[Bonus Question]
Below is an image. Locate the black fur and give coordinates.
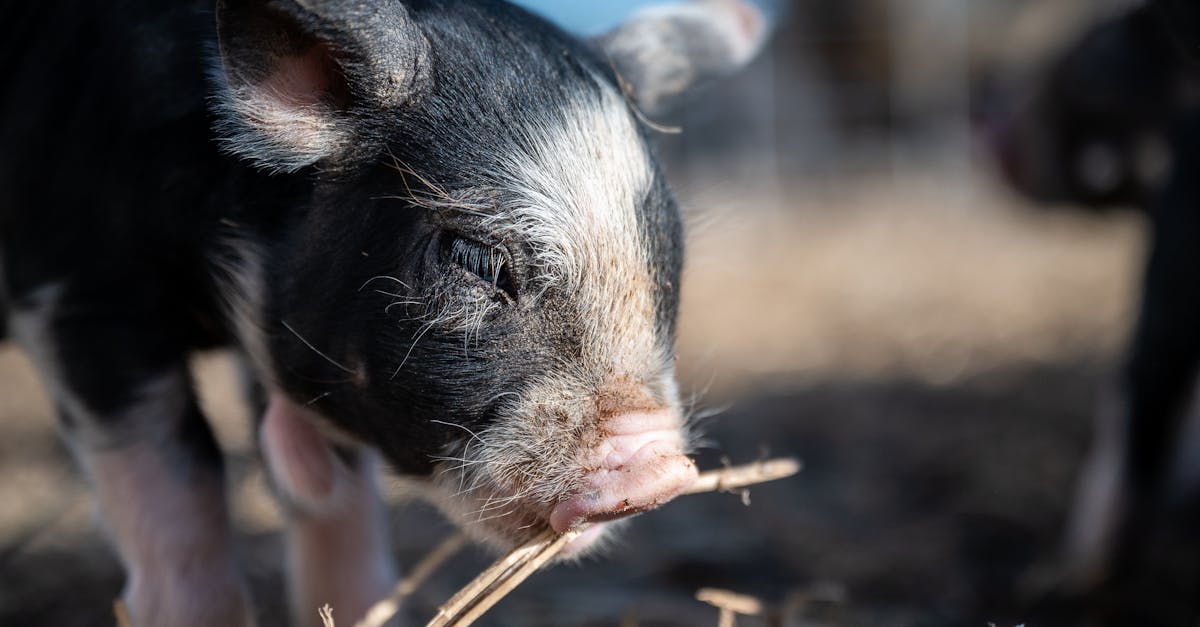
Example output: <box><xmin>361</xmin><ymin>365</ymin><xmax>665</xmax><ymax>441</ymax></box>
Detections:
<box><xmin>1155</xmin><ymin>0</ymin><xmax>1200</xmax><ymax>65</ymax></box>
<box><xmin>990</xmin><ymin>3</ymin><xmax>1200</xmax><ymax>605</ymax></box>
<box><xmin>992</xmin><ymin>5</ymin><xmax>1185</xmax><ymax>208</ymax></box>
<box><xmin>0</xmin><ymin>0</ymin><xmax>684</xmax><ymax>473</ymax></box>
<box><xmin>255</xmin><ymin>1</ymin><xmax>686</xmax><ymax>473</ymax></box>
<box><xmin>1114</xmin><ymin>110</ymin><xmax>1200</xmax><ymax>576</ymax></box>
<box><xmin>0</xmin><ymin>3</ymin><xmax>766</xmax><ymax>622</ymax></box>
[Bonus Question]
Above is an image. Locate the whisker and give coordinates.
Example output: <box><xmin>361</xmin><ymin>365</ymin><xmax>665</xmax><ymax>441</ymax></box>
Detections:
<box><xmin>281</xmin><ymin>320</ymin><xmax>356</xmax><ymax>375</ymax></box>
<box><xmin>384</xmin><ymin>300</ymin><xmax>424</xmax><ymax>315</ymax></box>
<box><xmin>390</xmin><ymin>322</ymin><xmax>434</xmax><ymax>379</ymax></box>
<box><xmin>358</xmin><ymin>275</ymin><xmax>411</xmax><ymax>291</ymax></box>
<box><xmin>304</xmin><ymin>391</ymin><xmax>333</xmax><ymax>406</ymax></box>
<box><xmin>430</xmin><ymin>419</ymin><xmax>489</xmax><ymax>447</ymax></box>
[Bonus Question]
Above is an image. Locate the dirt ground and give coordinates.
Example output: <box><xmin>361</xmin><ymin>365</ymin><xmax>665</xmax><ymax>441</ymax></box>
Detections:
<box><xmin>2</xmin><ymin>171</ymin><xmax>1183</xmax><ymax>626</ymax></box>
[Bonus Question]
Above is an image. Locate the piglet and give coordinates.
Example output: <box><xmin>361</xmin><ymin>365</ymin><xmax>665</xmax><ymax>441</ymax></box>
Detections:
<box><xmin>0</xmin><ymin>0</ymin><xmax>768</xmax><ymax>625</ymax></box>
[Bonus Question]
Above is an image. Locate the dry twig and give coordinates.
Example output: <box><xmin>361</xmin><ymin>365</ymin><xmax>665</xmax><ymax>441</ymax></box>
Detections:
<box><xmin>696</xmin><ymin>587</ymin><xmax>765</xmax><ymax>627</ymax></box>
<box><xmin>355</xmin><ymin>533</ymin><xmax>470</xmax><ymax>627</ymax></box>
<box><xmin>319</xmin><ymin>604</ymin><xmax>336</xmax><ymax>627</ymax></box>
<box><xmin>684</xmin><ymin>458</ymin><xmax>802</xmax><ymax>495</ymax></box>
<box><xmin>417</xmin><ymin>457</ymin><xmax>800</xmax><ymax>627</ymax></box>
<box><xmin>334</xmin><ymin>457</ymin><xmax>802</xmax><ymax>627</ymax></box>
<box><xmin>695</xmin><ymin>588</ymin><xmax>765</xmax><ymax>615</ymax></box>
<box><xmin>425</xmin><ymin>528</ymin><xmax>581</xmax><ymax>627</ymax></box>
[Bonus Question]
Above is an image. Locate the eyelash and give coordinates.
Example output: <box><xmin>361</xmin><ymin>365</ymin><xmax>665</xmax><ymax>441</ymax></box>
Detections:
<box><xmin>443</xmin><ymin>235</ymin><xmax>515</xmax><ymax>298</ymax></box>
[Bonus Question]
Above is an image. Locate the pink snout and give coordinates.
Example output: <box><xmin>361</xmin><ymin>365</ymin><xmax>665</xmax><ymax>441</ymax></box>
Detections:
<box><xmin>549</xmin><ymin>410</ymin><xmax>698</xmax><ymax>533</ymax></box>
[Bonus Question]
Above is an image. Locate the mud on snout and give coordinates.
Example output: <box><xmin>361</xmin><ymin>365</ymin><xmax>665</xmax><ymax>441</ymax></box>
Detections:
<box><xmin>424</xmin><ymin>377</ymin><xmax>699</xmax><ymax>557</ymax></box>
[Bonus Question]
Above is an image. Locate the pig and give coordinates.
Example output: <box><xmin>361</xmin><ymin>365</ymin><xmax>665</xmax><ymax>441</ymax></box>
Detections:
<box><xmin>0</xmin><ymin>1</ymin><xmax>768</xmax><ymax>625</ymax></box>
<box><xmin>986</xmin><ymin>4</ymin><xmax>1185</xmax><ymax>209</ymax></box>
<box><xmin>984</xmin><ymin>1</ymin><xmax>1200</xmax><ymax>605</ymax></box>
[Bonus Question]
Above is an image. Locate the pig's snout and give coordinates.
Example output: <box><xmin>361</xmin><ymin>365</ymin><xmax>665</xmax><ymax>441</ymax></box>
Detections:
<box><xmin>549</xmin><ymin>409</ymin><xmax>698</xmax><ymax>533</ymax></box>
<box><xmin>426</xmin><ymin>385</ymin><xmax>697</xmax><ymax>554</ymax></box>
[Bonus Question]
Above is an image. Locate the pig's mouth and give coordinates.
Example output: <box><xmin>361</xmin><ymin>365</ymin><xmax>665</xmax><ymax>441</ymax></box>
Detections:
<box><xmin>425</xmin><ymin>409</ymin><xmax>697</xmax><ymax>557</ymax></box>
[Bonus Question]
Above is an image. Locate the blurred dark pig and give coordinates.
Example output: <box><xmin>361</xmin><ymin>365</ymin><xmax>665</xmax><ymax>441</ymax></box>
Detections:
<box><xmin>983</xmin><ymin>2</ymin><xmax>1200</xmax><ymax>602</ymax></box>
<box><xmin>985</xmin><ymin>5</ymin><xmax>1189</xmax><ymax>209</ymax></box>
<box><xmin>0</xmin><ymin>1</ymin><xmax>768</xmax><ymax>625</ymax></box>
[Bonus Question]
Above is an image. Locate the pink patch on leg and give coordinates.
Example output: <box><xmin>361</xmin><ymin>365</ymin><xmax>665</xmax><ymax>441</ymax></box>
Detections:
<box><xmin>286</xmin><ymin>451</ymin><xmax>398</xmax><ymax>627</ymax></box>
<box><xmin>87</xmin><ymin>443</ymin><xmax>256</xmax><ymax>627</ymax></box>
<box><xmin>259</xmin><ymin>393</ymin><xmax>398</xmax><ymax>626</ymax></box>
<box><xmin>261</xmin><ymin>393</ymin><xmax>339</xmax><ymax>510</ymax></box>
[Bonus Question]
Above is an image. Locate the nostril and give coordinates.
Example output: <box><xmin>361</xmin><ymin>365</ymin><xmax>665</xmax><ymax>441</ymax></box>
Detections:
<box><xmin>600</xmin><ymin>430</ymin><xmax>685</xmax><ymax>470</ymax></box>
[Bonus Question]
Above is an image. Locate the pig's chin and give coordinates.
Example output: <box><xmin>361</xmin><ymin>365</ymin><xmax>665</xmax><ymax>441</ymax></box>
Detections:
<box><xmin>557</xmin><ymin>519</ymin><xmax>632</xmax><ymax>559</ymax></box>
<box><xmin>418</xmin><ymin>476</ymin><xmax>624</xmax><ymax>559</ymax></box>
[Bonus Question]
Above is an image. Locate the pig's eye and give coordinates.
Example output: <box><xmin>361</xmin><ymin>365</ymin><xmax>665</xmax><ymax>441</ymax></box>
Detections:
<box><xmin>443</xmin><ymin>235</ymin><xmax>515</xmax><ymax>298</ymax></box>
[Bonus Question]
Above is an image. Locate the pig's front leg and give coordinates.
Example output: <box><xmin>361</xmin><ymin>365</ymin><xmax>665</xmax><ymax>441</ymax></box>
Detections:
<box><xmin>89</xmin><ymin>428</ymin><xmax>255</xmax><ymax>627</ymax></box>
<box><xmin>1063</xmin><ymin>112</ymin><xmax>1200</xmax><ymax>591</ymax></box>
<box><xmin>261</xmin><ymin>393</ymin><xmax>398</xmax><ymax>627</ymax></box>
<box><xmin>8</xmin><ymin>288</ymin><xmax>255</xmax><ymax>626</ymax></box>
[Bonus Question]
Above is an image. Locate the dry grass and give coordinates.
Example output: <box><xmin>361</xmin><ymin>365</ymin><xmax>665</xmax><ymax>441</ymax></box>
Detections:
<box><xmin>423</xmin><ymin>528</ymin><xmax>576</xmax><ymax>627</ymax></box>
<box><xmin>353</xmin><ymin>534</ymin><xmax>470</xmax><ymax>627</ymax></box>
<box><xmin>683</xmin><ymin>458</ymin><xmax>801</xmax><ymax>495</ymax></box>
<box><xmin>323</xmin><ymin>459</ymin><xmax>800</xmax><ymax>627</ymax></box>
<box><xmin>695</xmin><ymin>588</ymin><xmax>764</xmax><ymax>627</ymax></box>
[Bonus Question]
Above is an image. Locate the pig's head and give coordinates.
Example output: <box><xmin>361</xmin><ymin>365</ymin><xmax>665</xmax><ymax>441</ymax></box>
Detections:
<box><xmin>211</xmin><ymin>0</ymin><xmax>767</xmax><ymax>553</ymax></box>
<box><xmin>983</xmin><ymin>5</ymin><xmax>1189</xmax><ymax>209</ymax></box>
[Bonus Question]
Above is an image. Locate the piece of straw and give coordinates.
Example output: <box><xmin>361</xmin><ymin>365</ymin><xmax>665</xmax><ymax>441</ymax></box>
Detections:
<box><xmin>419</xmin><ymin>457</ymin><xmax>800</xmax><ymax>627</ymax></box>
<box><xmin>695</xmin><ymin>588</ymin><xmax>765</xmax><ymax>627</ymax></box>
<box><xmin>684</xmin><ymin>458</ymin><xmax>802</xmax><ymax>495</ymax></box>
<box><xmin>424</xmin><ymin>528</ymin><xmax>557</xmax><ymax>627</ymax></box>
<box><xmin>355</xmin><ymin>533</ymin><xmax>469</xmax><ymax>627</ymax></box>
<box><xmin>433</xmin><ymin>529</ymin><xmax>581</xmax><ymax>627</ymax></box>
<box><xmin>695</xmin><ymin>588</ymin><xmax>764</xmax><ymax>615</ymax></box>
<box><xmin>319</xmin><ymin>604</ymin><xmax>336</xmax><ymax>627</ymax></box>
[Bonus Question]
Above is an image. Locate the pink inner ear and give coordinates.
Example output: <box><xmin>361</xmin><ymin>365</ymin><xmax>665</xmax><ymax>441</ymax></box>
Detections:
<box><xmin>717</xmin><ymin>0</ymin><xmax>767</xmax><ymax>52</ymax></box>
<box><xmin>261</xmin><ymin>43</ymin><xmax>345</xmax><ymax>110</ymax></box>
<box><xmin>722</xmin><ymin>0</ymin><xmax>764</xmax><ymax>38</ymax></box>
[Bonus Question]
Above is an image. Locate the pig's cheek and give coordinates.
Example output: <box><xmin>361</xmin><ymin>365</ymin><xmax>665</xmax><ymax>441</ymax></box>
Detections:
<box><xmin>261</xmin><ymin>394</ymin><xmax>340</xmax><ymax>512</ymax></box>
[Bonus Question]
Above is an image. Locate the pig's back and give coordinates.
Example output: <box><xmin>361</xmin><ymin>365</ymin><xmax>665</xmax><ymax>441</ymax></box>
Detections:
<box><xmin>0</xmin><ymin>1</ymin><xmax>251</xmax><ymax>346</ymax></box>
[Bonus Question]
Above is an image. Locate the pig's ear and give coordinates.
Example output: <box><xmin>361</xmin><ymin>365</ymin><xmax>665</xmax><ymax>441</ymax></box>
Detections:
<box><xmin>213</xmin><ymin>0</ymin><xmax>430</xmax><ymax>172</ymax></box>
<box><xmin>594</xmin><ymin>0</ymin><xmax>770</xmax><ymax>114</ymax></box>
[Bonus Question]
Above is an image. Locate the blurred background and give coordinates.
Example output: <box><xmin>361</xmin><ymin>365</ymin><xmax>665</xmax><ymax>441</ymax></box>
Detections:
<box><xmin>0</xmin><ymin>0</ymin><xmax>1172</xmax><ymax>625</ymax></box>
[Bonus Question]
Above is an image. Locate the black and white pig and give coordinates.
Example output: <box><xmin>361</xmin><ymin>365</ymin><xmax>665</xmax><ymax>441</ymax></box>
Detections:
<box><xmin>985</xmin><ymin>1</ymin><xmax>1200</xmax><ymax>603</ymax></box>
<box><xmin>0</xmin><ymin>1</ymin><xmax>768</xmax><ymax>624</ymax></box>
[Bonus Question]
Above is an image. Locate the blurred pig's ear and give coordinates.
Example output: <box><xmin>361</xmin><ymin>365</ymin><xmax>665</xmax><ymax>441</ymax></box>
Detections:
<box><xmin>594</xmin><ymin>0</ymin><xmax>770</xmax><ymax>114</ymax></box>
<box><xmin>214</xmin><ymin>0</ymin><xmax>430</xmax><ymax>172</ymax></box>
